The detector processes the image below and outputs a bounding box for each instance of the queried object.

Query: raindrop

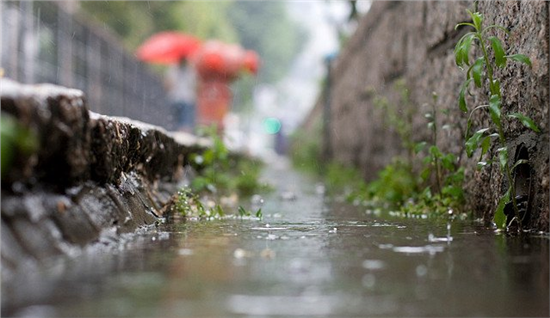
[178,248,193,256]
[251,194,264,205]
[428,233,453,243]
[362,259,385,270]
[234,248,250,259]
[315,183,326,195]
[260,248,276,259]
[280,191,297,201]
[362,274,376,289]
[416,265,428,277]
[266,234,279,240]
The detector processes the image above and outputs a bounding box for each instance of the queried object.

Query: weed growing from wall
[454,9,539,231]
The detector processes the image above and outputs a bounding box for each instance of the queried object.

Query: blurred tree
[79,1,238,49]
[227,1,306,84]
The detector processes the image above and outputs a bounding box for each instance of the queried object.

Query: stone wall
[324,1,549,231]
[0,79,207,281]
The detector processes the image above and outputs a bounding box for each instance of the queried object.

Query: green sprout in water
[237,206,262,219]
[454,8,538,232]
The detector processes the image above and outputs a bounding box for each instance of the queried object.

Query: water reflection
[3,164,549,317]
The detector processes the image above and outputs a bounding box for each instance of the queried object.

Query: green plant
[237,206,262,219]
[324,83,466,219]
[191,126,230,193]
[289,118,323,175]
[373,79,416,167]
[1,113,38,178]
[366,158,418,208]
[175,187,225,220]
[454,9,539,231]
[414,92,465,216]
[191,125,269,197]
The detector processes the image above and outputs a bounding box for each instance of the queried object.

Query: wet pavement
[3,158,549,317]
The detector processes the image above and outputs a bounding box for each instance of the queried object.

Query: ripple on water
[362,259,386,270]
[227,295,335,316]
[392,245,445,255]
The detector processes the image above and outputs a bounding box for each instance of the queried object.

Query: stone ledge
[1,79,205,276]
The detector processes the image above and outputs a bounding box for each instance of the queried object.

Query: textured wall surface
[325,1,549,230]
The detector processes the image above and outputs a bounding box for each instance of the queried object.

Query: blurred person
[165,59,197,133]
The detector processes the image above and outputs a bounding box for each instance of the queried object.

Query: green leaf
[506,54,532,67]
[441,154,457,170]
[480,135,491,160]
[507,113,541,133]
[215,205,225,217]
[467,9,483,31]
[471,58,484,88]
[454,33,475,68]
[489,36,506,68]
[442,185,464,200]
[494,188,511,229]
[238,206,248,217]
[482,24,510,35]
[255,208,263,219]
[429,145,442,158]
[490,79,501,98]
[498,147,508,171]
[511,159,529,172]
[488,95,502,127]
[414,141,427,154]
[458,79,472,112]
[420,167,431,181]
[461,34,474,66]
[455,22,476,30]
[465,119,473,140]
[477,161,489,169]
[465,128,490,158]
[422,156,432,165]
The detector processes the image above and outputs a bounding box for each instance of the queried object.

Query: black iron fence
[1,1,176,130]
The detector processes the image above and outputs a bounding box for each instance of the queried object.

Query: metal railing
[1,1,176,130]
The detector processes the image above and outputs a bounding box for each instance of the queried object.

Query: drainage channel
[3,159,549,317]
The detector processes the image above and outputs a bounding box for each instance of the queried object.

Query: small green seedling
[238,206,249,218]
[237,206,262,219]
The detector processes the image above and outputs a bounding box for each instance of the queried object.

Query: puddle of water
[2,160,549,317]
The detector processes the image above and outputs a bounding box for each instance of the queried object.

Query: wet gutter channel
[3,159,550,317]
[1,80,549,317]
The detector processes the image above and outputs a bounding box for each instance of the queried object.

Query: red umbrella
[136,31,201,65]
[192,40,246,80]
[242,50,260,75]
